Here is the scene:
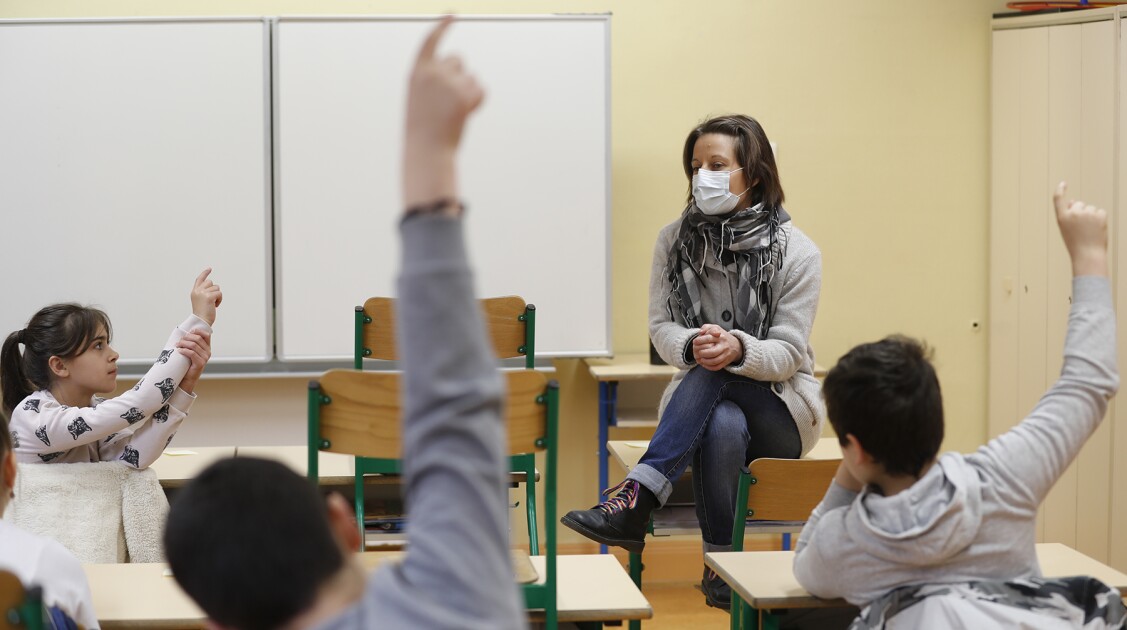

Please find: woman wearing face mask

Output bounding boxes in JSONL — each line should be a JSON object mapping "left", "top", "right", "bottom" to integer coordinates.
{"left": 562, "top": 114, "right": 824, "bottom": 609}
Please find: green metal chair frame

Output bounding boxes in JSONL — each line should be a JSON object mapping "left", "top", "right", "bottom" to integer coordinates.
{"left": 307, "top": 369, "right": 559, "bottom": 629}
{"left": 0, "top": 571, "right": 46, "bottom": 630}
{"left": 727, "top": 457, "right": 840, "bottom": 630}
{"left": 348, "top": 296, "right": 539, "bottom": 547}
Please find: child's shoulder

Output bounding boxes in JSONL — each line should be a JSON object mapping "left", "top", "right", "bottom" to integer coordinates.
{"left": 11, "top": 390, "right": 55, "bottom": 418}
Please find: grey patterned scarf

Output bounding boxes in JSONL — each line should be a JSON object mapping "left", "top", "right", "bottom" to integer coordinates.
{"left": 664, "top": 202, "right": 790, "bottom": 339}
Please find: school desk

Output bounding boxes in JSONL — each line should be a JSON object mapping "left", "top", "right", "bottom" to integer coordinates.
{"left": 150, "top": 447, "right": 237, "bottom": 489}
{"left": 235, "top": 445, "right": 536, "bottom": 486}
{"left": 236, "top": 445, "right": 364, "bottom": 486}
{"left": 152, "top": 446, "right": 362, "bottom": 488}
{"left": 85, "top": 553, "right": 651, "bottom": 628}
{"left": 704, "top": 542, "right": 1127, "bottom": 622}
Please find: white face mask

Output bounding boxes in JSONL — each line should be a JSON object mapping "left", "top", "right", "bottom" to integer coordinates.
{"left": 692, "top": 168, "right": 749, "bottom": 216}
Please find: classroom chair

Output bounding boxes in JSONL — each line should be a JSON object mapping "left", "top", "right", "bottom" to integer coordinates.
{"left": 728, "top": 456, "right": 841, "bottom": 630}
{"left": 0, "top": 571, "right": 45, "bottom": 630}
{"left": 307, "top": 368, "right": 560, "bottom": 628}
{"left": 351, "top": 296, "right": 540, "bottom": 547}
{"left": 618, "top": 440, "right": 839, "bottom": 630}
{"left": 355, "top": 295, "right": 536, "bottom": 369}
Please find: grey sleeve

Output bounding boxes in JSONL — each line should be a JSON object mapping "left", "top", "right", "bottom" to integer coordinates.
{"left": 793, "top": 481, "right": 858, "bottom": 598}
{"left": 970, "top": 276, "right": 1118, "bottom": 509}
{"left": 366, "top": 214, "right": 526, "bottom": 629}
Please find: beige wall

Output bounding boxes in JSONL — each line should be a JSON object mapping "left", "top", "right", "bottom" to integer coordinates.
{"left": 2, "top": 0, "right": 997, "bottom": 541}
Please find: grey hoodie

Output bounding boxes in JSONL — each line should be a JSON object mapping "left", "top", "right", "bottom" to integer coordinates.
{"left": 793, "top": 276, "right": 1118, "bottom": 607}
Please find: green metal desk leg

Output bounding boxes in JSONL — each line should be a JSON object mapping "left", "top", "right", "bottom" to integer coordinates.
{"left": 628, "top": 551, "right": 643, "bottom": 630}
{"left": 762, "top": 610, "right": 781, "bottom": 630}
{"left": 741, "top": 600, "right": 756, "bottom": 630}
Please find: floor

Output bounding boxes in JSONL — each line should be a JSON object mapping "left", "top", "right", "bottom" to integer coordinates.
{"left": 638, "top": 581, "right": 731, "bottom": 629}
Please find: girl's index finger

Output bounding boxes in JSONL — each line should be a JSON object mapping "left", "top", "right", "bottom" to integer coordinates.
{"left": 194, "top": 267, "right": 213, "bottom": 287}
{"left": 416, "top": 16, "right": 454, "bottom": 65}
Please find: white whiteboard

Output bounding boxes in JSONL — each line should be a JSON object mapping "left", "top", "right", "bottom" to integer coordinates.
{"left": 0, "top": 19, "right": 273, "bottom": 365}
{"left": 274, "top": 16, "right": 611, "bottom": 360}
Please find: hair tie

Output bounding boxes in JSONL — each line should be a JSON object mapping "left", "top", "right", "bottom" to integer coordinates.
{"left": 16, "top": 329, "right": 26, "bottom": 344}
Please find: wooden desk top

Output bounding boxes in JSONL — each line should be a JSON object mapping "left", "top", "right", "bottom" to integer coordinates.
{"left": 608, "top": 437, "right": 842, "bottom": 474}
{"left": 236, "top": 445, "right": 534, "bottom": 486}
{"left": 586, "top": 353, "right": 679, "bottom": 381}
{"left": 87, "top": 553, "right": 649, "bottom": 628}
{"left": 586, "top": 353, "right": 827, "bottom": 381}
{"left": 528, "top": 554, "right": 653, "bottom": 622}
{"left": 705, "top": 543, "right": 1127, "bottom": 611}
{"left": 151, "top": 447, "right": 237, "bottom": 488}
{"left": 236, "top": 445, "right": 361, "bottom": 486}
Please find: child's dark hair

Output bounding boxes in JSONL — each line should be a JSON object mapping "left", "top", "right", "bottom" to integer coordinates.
{"left": 823, "top": 335, "right": 944, "bottom": 478}
{"left": 164, "top": 457, "right": 345, "bottom": 630}
{"left": 1, "top": 304, "right": 112, "bottom": 418}
{"left": 0, "top": 414, "right": 10, "bottom": 458}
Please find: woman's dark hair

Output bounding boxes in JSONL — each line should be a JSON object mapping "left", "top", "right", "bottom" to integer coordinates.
{"left": 682, "top": 114, "right": 785, "bottom": 209}
{"left": 1, "top": 304, "right": 112, "bottom": 418}
{"left": 823, "top": 335, "right": 945, "bottom": 478}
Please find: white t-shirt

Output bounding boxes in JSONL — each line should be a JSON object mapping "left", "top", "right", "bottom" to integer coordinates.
{"left": 0, "top": 519, "right": 99, "bottom": 628}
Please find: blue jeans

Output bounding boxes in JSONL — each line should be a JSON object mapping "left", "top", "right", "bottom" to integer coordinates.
{"left": 627, "top": 366, "right": 800, "bottom": 547}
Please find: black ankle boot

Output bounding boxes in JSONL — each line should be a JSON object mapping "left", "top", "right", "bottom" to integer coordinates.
{"left": 702, "top": 566, "right": 732, "bottom": 610}
{"left": 560, "top": 479, "right": 658, "bottom": 553}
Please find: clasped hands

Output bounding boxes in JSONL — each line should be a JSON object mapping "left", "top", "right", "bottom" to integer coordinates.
{"left": 692, "top": 323, "right": 744, "bottom": 371}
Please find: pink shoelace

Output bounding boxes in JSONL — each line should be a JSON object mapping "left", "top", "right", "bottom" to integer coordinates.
{"left": 597, "top": 479, "right": 639, "bottom": 515}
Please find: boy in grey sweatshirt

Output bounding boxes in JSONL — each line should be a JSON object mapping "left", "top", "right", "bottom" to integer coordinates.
{"left": 163, "top": 18, "right": 527, "bottom": 630}
{"left": 793, "top": 183, "right": 1118, "bottom": 616}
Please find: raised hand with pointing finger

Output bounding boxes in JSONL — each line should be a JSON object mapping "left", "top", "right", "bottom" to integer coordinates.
{"left": 403, "top": 16, "right": 485, "bottom": 214}
{"left": 190, "top": 267, "right": 222, "bottom": 326}
{"left": 1053, "top": 182, "right": 1108, "bottom": 278}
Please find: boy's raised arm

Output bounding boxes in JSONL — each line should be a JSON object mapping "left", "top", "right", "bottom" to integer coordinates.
{"left": 366, "top": 17, "right": 525, "bottom": 629}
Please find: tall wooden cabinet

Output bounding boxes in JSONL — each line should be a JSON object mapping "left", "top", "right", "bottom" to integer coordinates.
{"left": 990, "top": 8, "right": 1126, "bottom": 571}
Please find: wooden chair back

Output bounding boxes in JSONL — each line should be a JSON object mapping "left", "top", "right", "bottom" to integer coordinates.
{"left": 310, "top": 369, "right": 550, "bottom": 460}
{"left": 743, "top": 457, "right": 841, "bottom": 522}
{"left": 357, "top": 296, "right": 535, "bottom": 365}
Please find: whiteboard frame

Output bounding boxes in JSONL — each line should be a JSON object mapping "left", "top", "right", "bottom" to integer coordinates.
{"left": 0, "top": 16, "right": 277, "bottom": 366}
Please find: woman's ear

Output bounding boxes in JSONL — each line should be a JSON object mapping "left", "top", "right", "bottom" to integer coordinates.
{"left": 48, "top": 355, "right": 68, "bottom": 379}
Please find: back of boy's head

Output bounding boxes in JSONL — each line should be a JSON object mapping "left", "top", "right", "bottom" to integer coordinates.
{"left": 1, "top": 303, "right": 112, "bottom": 418}
{"left": 164, "top": 457, "right": 345, "bottom": 630}
{"left": 823, "top": 335, "right": 944, "bottom": 478}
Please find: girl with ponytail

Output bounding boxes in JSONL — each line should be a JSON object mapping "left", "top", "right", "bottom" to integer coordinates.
{"left": 1, "top": 269, "right": 221, "bottom": 470}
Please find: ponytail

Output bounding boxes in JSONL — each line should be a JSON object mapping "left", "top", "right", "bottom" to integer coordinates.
{"left": 1, "top": 304, "right": 112, "bottom": 418}
{"left": 1, "top": 332, "right": 31, "bottom": 419}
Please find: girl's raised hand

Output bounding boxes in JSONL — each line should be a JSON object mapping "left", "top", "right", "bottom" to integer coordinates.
{"left": 191, "top": 268, "right": 223, "bottom": 325}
